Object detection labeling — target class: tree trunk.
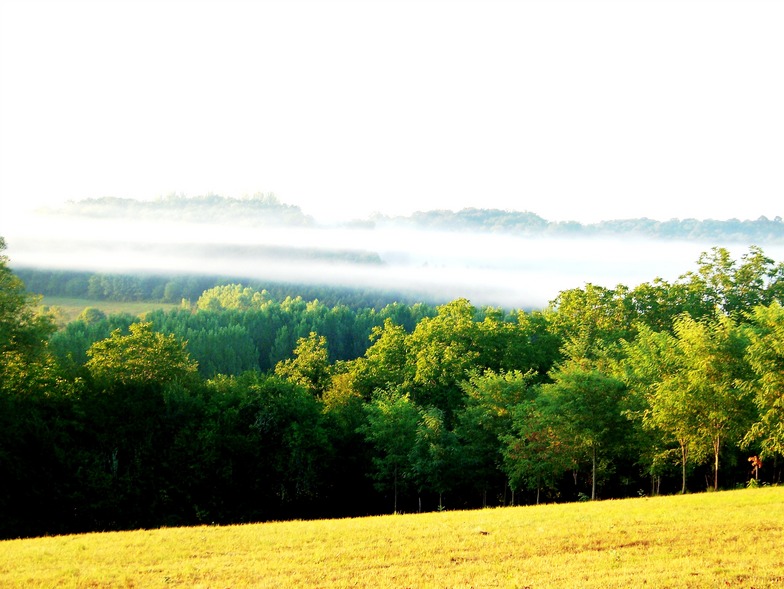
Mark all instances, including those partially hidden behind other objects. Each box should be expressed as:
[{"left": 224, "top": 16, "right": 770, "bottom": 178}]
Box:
[
  {"left": 713, "top": 434, "right": 721, "bottom": 491},
  {"left": 591, "top": 445, "right": 597, "bottom": 500},
  {"left": 680, "top": 443, "right": 688, "bottom": 494},
  {"left": 393, "top": 465, "right": 398, "bottom": 514}
]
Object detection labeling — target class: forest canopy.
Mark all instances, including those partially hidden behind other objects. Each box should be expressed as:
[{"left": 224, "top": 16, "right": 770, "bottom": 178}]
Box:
[{"left": 2, "top": 235, "right": 784, "bottom": 539}]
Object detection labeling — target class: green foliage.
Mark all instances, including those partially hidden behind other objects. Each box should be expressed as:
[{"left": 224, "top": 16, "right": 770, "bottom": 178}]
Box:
[
  {"left": 537, "top": 362, "right": 629, "bottom": 499},
  {"left": 274, "top": 332, "right": 332, "bottom": 397},
  {"left": 5, "top": 238, "right": 784, "bottom": 537},
  {"left": 360, "top": 389, "right": 421, "bottom": 513},
  {"left": 502, "top": 397, "right": 575, "bottom": 503},
  {"left": 351, "top": 318, "right": 411, "bottom": 397},
  {"left": 622, "top": 314, "right": 755, "bottom": 493},
  {"left": 743, "top": 302, "right": 784, "bottom": 457},
  {"left": 457, "top": 370, "right": 537, "bottom": 499},
  {"left": 86, "top": 322, "right": 198, "bottom": 389},
  {"left": 196, "top": 284, "right": 271, "bottom": 312},
  {"left": 0, "top": 238, "right": 56, "bottom": 360}
]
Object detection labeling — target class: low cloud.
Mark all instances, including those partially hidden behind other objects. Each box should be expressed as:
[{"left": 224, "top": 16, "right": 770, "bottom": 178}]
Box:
[{"left": 6, "top": 212, "right": 782, "bottom": 309}]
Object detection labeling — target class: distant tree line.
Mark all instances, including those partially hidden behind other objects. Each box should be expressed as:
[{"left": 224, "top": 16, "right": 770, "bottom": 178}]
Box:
[
  {"left": 13, "top": 268, "right": 431, "bottom": 310},
  {"left": 387, "top": 209, "right": 784, "bottom": 243},
  {"left": 44, "top": 193, "right": 784, "bottom": 244},
  {"left": 2, "top": 237, "right": 784, "bottom": 539},
  {"left": 54, "top": 193, "right": 315, "bottom": 226},
  {"left": 51, "top": 194, "right": 784, "bottom": 243},
  {"left": 49, "top": 286, "right": 435, "bottom": 378}
]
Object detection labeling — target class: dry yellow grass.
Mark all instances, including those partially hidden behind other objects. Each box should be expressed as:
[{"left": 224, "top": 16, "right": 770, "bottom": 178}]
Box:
[{"left": 1, "top": 487, "right": 782, "bottom": 588}]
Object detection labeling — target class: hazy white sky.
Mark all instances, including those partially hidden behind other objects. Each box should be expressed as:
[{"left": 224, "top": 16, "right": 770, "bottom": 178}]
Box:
[{"left": 2, "top": 0, "right": 783, "bottom": 229}]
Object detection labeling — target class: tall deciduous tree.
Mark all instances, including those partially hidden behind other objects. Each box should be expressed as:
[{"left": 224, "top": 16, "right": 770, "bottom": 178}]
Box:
[
  {"left": 502, "top": 396, "right": 575, "bottom": 504},
  {"left": 743, "top": 302, "right": 784, "bottom": 458},
  {"left": 360, "top": 389, "right": 420, "bottom": 513},
  {"left": 547, "top": 283, "right": 636, "bottom": 362},
  {"left": 456, "top": 370, "right": 536, "bottom": 503},
  {"left": 274, "top": 332, "right": 331, "bottom": 397},
  {"left": 407, "top": 298, "right": 479, "bottom": 416},
  {"left": 411, "top": 406, "right": 459, "bottom": 510},
  {"left": 622, "top": 315, "right": 754, "bottom": 492},
  {"left": 672, "top": 314, "right": 753, "bottom": 491},
  {"left": 621, "top": 324, "right": 702, "bottom": 494},
  {"left": 678, "top": 246, "right": 784, "bottom": 318},
  {"left": 351, "top": 319, "right": 410, "bottom": 398},
  {"left": 538, "top": 361, "right": 628, "bottom": 500},
  {"left": 85, "top": 322, "right": 198, "bottom": 389}
]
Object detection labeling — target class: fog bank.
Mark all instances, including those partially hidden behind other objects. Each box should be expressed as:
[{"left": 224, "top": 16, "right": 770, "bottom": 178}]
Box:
[{"left": 6, "top": 213, "right": 781, "bottom": 309}]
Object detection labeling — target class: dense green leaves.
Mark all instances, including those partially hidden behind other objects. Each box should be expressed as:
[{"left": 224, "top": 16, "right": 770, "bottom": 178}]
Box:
[
  {"left": 86, "top": 322, "right": 199, "bottom": 389},
  {"left": 743, "top": 302, "right": 784, "bottom": 457},
  {"left": 3, "top": 239, "right": 784, "bottom": 538}
]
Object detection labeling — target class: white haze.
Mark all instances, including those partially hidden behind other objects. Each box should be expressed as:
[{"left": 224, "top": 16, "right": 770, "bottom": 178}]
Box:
[{"left": 7, "top": 211, "right": 782, "bottom": 309}]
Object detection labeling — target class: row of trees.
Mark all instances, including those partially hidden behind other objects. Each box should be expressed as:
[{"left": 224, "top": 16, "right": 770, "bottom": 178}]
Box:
[
  {"left": 16, "top": 268, "right": 420, "bottom": 310},
  {"left": 48, "top": 285, "right": 435, "bottom": 377},
  {"left": 55, "top": 193, "right": 314, "bottom": 226},
  {"left": 2, "top": 237, "right": 784, "bottom": 538},
  {"left": 398, "top": 208, "right": 784, "bottom": 242},
  {"left": 54, "top": 194, "right": 784, "bottom": 243}
]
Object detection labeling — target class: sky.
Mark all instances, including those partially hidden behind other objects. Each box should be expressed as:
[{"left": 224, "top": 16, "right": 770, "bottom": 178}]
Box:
[{"left": 2, "top": 0, "right": 783, "bottom": 229}]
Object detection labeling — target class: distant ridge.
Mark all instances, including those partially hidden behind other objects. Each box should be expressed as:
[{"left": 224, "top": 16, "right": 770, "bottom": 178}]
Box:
[
  {"left": 375, "top": 208, "right": 784, "bottom": 243},
  {"left": 53, "top": 193, "right": 314, "bottom": 227},
  {"left": 52, "top": 195, "right": 784, "bottom": 244}
]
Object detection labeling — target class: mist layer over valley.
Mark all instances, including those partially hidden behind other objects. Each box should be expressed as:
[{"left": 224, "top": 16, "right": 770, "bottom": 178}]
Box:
[{"left": 6, "top": 196, "right": 784, "bottom": 309}]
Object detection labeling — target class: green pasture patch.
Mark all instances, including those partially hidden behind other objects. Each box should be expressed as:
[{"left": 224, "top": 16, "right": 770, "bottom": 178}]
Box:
[{"left": 40, "top": 296, "right": 180, "bottom": 323}]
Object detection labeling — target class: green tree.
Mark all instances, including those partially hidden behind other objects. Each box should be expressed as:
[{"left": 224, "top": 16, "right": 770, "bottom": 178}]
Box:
[
  {"left": 85, "top": 322, "right": 198, "bottom": 389},
  {"left": 743, "top": 302, "right": 784, "bottom": 458},
  {"left": 274, "top": 332, "right": 331, "bottom": 397},
  {"left": 547, "top": 283, "right": 636, "bottom": 362},
  {"left": 407, "top": 299, "right": 479, "bottom": 417},
  {"left": 360, "top": 389, "right": 420, "bottom": 513},
  {"left": 622, "top": 315, "right": 754, "bottom": 492},
  {"left": 621, "top": 324, "right": 702, "bottom": 494},
  {"left": 502, "top": 397, "right": 575, "bottom": 504},
  {"left": 0, "top": 237, "right": 56, "bottom": 361},
  {"left": 0, "top": 241, "right": 78, "bottom": 535},
  {"left": 351, "top": 319, "right": 410, "bottom": 398},
  {"left": 410, "top": 406, "right": 458, "bottom": 511},
  {"left": 455, "top": 370, "right": 536, "bottom": 503},
  {"left": 672, "top": 314, "right": 753, "bottom": 491},
  {"left": 538, "top": 361, "right": 628, "bottom": 500},
  {"left": 196, "top": 284, "right": 269, "bottom": 312},
  {"left": 677, "top": 246, "right": 784, "bottom": 318}
]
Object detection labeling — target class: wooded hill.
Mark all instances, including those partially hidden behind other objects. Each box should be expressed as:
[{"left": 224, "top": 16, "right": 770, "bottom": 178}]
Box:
[
  {"left": 2, "top": 236, "right": 784, "bottom": 539},
  {"left": 52, "top": 194, "right": 784, "bottom": 243}
]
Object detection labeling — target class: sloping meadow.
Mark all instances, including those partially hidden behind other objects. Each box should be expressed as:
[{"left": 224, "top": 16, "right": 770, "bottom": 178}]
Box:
[{"left": 2, "top": 487, "right": 782, "bottom": 588}]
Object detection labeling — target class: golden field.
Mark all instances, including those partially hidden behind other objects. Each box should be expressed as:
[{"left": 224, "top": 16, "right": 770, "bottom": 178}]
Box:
[{"left": 1, "top": 487, "right": 782, "bottom": 588}]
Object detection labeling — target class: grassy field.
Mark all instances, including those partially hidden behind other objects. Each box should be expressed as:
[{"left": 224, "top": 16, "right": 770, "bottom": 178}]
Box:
[
  {"left": 1, "top": 487, "right": 782, "bottom": 588},
  {"left": 40, "top": 297, "right": 181, "bottom": 324}
]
